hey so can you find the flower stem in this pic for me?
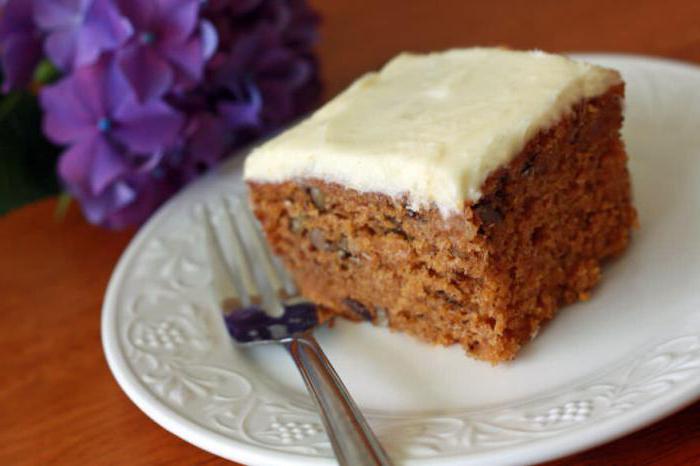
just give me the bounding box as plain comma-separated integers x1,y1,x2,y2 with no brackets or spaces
54,192,72,222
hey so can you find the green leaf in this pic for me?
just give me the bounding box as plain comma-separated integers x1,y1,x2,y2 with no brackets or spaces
0,91,61,215
33,59,61,85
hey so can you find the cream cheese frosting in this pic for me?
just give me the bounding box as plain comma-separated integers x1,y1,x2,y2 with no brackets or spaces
243,48,621,215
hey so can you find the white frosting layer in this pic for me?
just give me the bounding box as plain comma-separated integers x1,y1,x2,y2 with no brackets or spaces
244,48,620,214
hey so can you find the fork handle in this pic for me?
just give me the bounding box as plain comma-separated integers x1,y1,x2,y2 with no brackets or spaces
284,331,393,466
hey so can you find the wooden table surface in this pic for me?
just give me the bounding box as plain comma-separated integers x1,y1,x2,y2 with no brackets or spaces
2,1,699,464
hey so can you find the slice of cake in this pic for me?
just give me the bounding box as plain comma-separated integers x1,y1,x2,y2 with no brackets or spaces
243,48,636,363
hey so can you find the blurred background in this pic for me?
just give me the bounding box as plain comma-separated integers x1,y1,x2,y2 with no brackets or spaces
315,0,700,97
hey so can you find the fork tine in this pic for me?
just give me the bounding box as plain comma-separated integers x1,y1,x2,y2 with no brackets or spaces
231,198,292,314
238,200,298,299
217,198,262,307
200,204,244,309
270,253,299,298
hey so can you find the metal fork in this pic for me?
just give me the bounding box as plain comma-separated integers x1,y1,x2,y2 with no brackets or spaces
201,198,393,466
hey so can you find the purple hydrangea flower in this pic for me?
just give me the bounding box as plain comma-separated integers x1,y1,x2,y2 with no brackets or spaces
216,78,263,133
204,0,321,129
217,28,315,128
0,0,43,91
34,0,133,71
26,0,321,228
115,0,216,102
175,112,228,182
77,168,178,228
40,57,183,226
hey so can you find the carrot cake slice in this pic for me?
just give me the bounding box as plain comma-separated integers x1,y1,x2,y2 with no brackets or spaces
243,47,636,363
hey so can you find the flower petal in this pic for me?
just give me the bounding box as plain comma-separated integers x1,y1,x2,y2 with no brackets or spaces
115,0,155,31
117,43,174,102
100,56,135,115
218,91,262,130
225,27,272,71
112,98,184,152
112,180,138,208
1,35,43,92
40,76,96,144
71,59,117,120
200,20,218,61
155,0,200,43
257,49,313,90
57,140,130,215
190,119,225,164
74,0,134,67
34,0,89,30
0,0,42,90
102,174,173,228
57,135,98,186
43,29,79,71
78,179,137,227
0,0,35,37
258,81,294,126
35,0,98,70
89,136,130,194
162,33,204,84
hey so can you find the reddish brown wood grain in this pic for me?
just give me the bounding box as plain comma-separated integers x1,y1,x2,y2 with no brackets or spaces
2,1,700,464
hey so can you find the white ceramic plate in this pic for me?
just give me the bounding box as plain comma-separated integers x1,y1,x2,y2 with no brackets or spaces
102,54,700,466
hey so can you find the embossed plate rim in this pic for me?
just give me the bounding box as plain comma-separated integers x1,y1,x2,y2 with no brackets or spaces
103,54,700,466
